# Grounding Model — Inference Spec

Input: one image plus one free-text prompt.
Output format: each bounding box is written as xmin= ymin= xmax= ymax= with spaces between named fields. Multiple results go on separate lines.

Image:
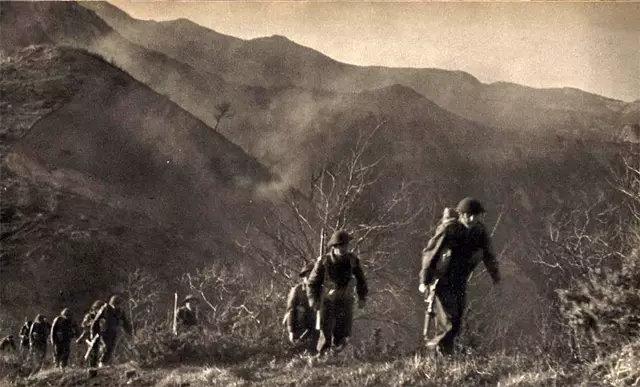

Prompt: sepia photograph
xmin=1 ymin=1 xmax=639 ymax=385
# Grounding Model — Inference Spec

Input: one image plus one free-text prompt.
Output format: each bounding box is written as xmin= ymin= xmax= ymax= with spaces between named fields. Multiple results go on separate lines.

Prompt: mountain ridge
xmin=84 ymin=1 xmax=632 ymax=139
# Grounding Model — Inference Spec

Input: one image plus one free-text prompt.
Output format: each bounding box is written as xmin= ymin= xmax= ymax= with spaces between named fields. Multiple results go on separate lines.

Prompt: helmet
xmin=109 ymin=295 xmax=123 ymax=307
xmin=456 ymin=197 xmax=486 ymax=215
xmin=182 ymin=295 xmax=199 ymax=304
xmin=91 ymin=300 xmax=105 ymax=310
xmin=298 ymin=262 xmax=315 ymax=278
xmin=61 ymin=308 xmax=72 ymax=318
xmin=327 ymin=230 xmax=352 ymax=247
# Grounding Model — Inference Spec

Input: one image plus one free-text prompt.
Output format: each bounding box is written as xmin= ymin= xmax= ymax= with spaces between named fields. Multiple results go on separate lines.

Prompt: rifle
xmin=172 ymin=292 xmax=178 ymax=335
xmin=84 ymin=334 xmax=100 ymax=362
xmin=314 ymin=255 xmax=332 ymax=331
xmin=315 ymin=290 xmax=324 ymax=331
xmin=423 ymin=279 xmax=439 ymax=339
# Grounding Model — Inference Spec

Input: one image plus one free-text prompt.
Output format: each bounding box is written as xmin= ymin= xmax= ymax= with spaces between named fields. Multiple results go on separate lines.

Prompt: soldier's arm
xmin=72 ymin=321 xmax=80 ymax=338
xmin=306 ymin=258 xmax=325 ymax=309
xmin=76 ymin=330 xmax=87 ymax=344
xmin=90 ymin=306 xmax=106 ymax=336
xmin=352 ymin=256 xmax=368 ymax=301
xmin=49 ymin=318 xmax=58 ymax=344
xmin=120 ymin=310 xmax=133 ymax=335
xmin=284 ymin=285 xmax=300 ymax=333
xmin=480 ymin=228 xmax=501 ymax=284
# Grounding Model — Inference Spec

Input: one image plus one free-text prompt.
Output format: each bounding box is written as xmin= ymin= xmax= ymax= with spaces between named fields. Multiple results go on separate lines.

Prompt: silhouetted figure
xmin=419 ymin=198 xmax=501 ymax=355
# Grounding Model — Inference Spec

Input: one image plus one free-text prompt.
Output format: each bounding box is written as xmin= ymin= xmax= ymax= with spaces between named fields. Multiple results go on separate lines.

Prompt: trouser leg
xmin=316 ymin=299 xmax=336 ymax=354
xmin=332 ymin=296 xmax=354 ymax=347
xmin=99 ymin=333 xmax=117 ymax=365
xmin=436 ymin=288 xmax=466 ymax=355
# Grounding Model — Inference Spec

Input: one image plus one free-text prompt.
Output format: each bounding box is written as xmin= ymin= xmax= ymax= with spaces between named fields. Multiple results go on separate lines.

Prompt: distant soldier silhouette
xmin=176 ymin=295 xmax=199 ymax=332
xmin=19 ymin=318 xmax=32 ymax=355
xmin=307 ymin=230 xmax=368 ymax=354
xmin=419 ymin=198 xmax=501 ymax=355
xmin=91 ymin=295 xmax=132 ymax=367
xmin=0 ymin=335 xmax=16 ymax=352
xmin=283 ymin=262 xmax=318 ymax=352
xmin=77 ymin=300 xmax=105 ymax=368
xmin=29 ymin=314 xmax=51 ymax=374
xmin=50 ymin=308 xmax=79 ymax=368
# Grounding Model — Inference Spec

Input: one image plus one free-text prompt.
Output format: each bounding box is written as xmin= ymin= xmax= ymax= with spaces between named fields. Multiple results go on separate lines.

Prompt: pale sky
xmin=110 ymin=1 xmax=640 ymax=102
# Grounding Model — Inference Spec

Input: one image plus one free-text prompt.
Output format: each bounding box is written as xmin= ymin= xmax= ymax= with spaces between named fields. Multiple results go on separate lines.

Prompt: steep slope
xmin=0 ymin=45 xmax=273 ymax=325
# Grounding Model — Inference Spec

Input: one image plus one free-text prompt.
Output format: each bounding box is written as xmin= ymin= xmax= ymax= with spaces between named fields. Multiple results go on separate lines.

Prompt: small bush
xmin=558 ymin=244 xmax=640 ymax=359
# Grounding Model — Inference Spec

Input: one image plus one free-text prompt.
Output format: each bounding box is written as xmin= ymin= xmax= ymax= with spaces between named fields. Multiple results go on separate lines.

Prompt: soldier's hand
xmin=357 ymin=299 xmax=366 ymax=309
xmin=418 ymin=284 xmax=427 ymax=294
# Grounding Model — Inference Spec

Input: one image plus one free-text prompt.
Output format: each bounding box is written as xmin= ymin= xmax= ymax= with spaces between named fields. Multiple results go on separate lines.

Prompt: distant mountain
xmin=84 ymin=1 xmax=631 ymax=139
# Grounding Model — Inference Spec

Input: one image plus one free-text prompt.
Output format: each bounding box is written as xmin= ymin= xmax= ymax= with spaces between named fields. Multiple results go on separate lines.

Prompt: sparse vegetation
xmin=2 ymin=4 xmax=639 ymax=386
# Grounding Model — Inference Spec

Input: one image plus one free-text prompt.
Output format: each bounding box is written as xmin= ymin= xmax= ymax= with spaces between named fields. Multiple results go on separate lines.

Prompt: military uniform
xmin=0 ymin=335 xmax=16 ymax=351
xmin=91 ymin=296 xmax=132 ymax=366
xmin=19 ymin=320 xmax=32 ymax=354
xmin=176 ymin=295 xmax=198 ymax=332
xmin=78 ymin=301 xmax=104 ymax=368
xmin=283 ymin=263 xmax=318 ymax=352
xmin=307 ymin=230 xmax=368 ymax=354
xmin=50 ymin=308 xmax=79 ymax=368
xmin=29 ymin=315 xmax=51 ymax=373
xmin=420 ymin=198 xmax=501 ymax=355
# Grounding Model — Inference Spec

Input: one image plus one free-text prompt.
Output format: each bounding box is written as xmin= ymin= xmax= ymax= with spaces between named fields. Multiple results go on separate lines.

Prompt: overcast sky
xmin=110 ymin=1 xmax=639 ymax=102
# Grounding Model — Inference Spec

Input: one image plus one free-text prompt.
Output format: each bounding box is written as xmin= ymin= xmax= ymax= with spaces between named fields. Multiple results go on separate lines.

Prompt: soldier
xmin=19 ymin=318 xmax=32 ymax=355
xmin=283 ymin=262 xmax=318 ymax=352
xmin=307 ymin=230 xmax=368 ymax=354
xmin=419 ymin=197 xmax=501 ymax=355
xmin=77 ymin=300 xmax=104 ymax=368
xmin=29 ymin=314 xmax=51 ymax=374
xmin=176 ymin=295 xmax=199 ymax=332
xmin=50 ymin=308 xmax=79 ymax=369
xmin=91 ymin=295 xmax=132 ymax=367
xmin=0 ymin=335 xmax=16 ymax=352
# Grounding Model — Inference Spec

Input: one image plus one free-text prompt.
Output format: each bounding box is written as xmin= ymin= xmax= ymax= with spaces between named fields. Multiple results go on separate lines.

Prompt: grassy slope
xmin=3 ymin=340 xmax=639 ymax=387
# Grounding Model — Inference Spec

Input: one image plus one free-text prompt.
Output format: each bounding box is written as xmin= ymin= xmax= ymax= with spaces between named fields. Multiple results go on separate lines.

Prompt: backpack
xmin=421 ymin=209 xmax=462 ymax=284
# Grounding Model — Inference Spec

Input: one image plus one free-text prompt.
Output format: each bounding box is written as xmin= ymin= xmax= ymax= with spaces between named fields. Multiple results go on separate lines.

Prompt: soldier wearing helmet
xmin=419 ymin=197 xmax=501 ymax=355
xmin=283 ymin=262 xmax=318 ymax=352
xmin=77 ymin=300 xmax=105 ymax=368
xmin=91 ymin=295 xmax=132 ymax=367
xmin=19 ymin=318 xmax=33 ymax=355
xmin=176 ymin=295 xmax=199 ymax=332
xmin=307 ymin=230 xmax=368 ymax=354
xmin=50 ymin=307 xmax=79 ymax=368
xmin=0 ymin=334 xmax=16 ymax=352
xmin=28 ymin=314 xmax=51 ymax=374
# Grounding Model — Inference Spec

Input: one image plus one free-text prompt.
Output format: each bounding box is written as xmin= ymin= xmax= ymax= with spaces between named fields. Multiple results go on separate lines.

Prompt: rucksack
xmin=421 ymin=212 xmax=463 ymax=283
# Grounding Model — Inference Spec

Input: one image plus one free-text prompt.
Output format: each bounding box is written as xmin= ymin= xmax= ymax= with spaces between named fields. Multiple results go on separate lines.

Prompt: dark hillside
xmin=0 ymin=45 xmax=274 ymax=329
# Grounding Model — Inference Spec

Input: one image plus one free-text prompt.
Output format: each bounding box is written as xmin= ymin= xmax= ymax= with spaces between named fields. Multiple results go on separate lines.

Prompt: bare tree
xmin=123 ymin=268 xmax=162 ymax=334
xmin=236 ymin=120 xmax=434 ymax=344
xmin=212 ymin=101 xmax=235 ymax=132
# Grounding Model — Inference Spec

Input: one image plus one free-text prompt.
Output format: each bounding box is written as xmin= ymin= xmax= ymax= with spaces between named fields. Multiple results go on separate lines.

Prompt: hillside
xmin=2 ymin=0 xmax=637 ymax=360
xmin=0 ymin=45 xmax=274 ymax=329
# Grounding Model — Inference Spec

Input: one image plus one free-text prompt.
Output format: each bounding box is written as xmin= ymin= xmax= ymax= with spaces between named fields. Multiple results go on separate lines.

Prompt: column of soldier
xmin=0 ymin=295 xmax=133 ymax=375
xmin=0 ymin=197 xmax=502 ymax=370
